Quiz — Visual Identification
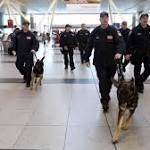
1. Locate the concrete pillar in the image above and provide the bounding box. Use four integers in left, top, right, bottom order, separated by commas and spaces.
20, 7, 27, 25
0, 12, 3, 26
30, 14, 34, 30
132, 14, 136, 28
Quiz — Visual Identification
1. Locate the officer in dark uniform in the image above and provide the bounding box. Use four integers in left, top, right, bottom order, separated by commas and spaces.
84, 12, 125, 112
119, 21, 130, 44
60, 24, 77, 70
126, 13, 150, 93
119, 21, 131, 71
12, 21, 39, 87
77, 24, 90, 63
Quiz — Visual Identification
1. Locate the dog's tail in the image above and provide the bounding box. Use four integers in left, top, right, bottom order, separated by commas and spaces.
111, 77, 119, 88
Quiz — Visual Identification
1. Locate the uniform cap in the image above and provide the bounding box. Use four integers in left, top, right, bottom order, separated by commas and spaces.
22, 21, 30, 25
140, 13, 149, 20
65, 24, 72, 28
100, 11, 109, 18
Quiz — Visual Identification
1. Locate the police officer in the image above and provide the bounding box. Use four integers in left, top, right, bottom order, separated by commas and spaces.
60, 24, 77, 70
77, 24, 90, 63
84, 12, 125, 112
119, 21, 131, 71
12, 21, 39, 87
126, 13, 150, 93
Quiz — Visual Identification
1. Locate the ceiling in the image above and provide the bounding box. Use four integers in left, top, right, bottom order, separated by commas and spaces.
0, 0, 150, 14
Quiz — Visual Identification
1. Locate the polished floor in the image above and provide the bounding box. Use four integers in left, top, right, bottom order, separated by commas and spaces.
0, 43, 150, 150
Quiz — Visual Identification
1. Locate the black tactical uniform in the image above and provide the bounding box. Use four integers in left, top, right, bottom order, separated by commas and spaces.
77, 29, 90, 63
127, 23, 150, 93
84, 25, 125, 111
60, 30, 77, 70
13, 30, 39, 86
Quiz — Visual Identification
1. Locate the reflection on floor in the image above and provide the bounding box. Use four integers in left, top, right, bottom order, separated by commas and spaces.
0, 43, 150, 150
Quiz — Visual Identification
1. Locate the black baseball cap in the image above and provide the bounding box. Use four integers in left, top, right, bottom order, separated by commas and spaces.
122, 21, 127, 25
22, 20, 30, 25
140, 13, 149, 20
100, 11, 109, 18
65, 24, 72, 28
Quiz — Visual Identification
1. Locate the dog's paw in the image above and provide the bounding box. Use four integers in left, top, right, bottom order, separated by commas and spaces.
112, 137, 119, 144
121, 123, 129, 130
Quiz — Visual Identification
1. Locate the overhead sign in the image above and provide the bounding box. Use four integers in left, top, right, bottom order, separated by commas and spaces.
64, 0, 101, 4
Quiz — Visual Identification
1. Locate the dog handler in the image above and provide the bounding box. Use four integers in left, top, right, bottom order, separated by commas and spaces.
84, 12, 125, 112
126, 13, 150, 93
60, 24, 78, 71
12, 21, 39, 87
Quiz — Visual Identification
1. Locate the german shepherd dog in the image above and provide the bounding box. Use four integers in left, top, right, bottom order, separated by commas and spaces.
112, 61, 139, 143
31, 57, 45, 90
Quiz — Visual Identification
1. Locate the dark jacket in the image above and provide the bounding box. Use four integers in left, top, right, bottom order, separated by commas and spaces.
13, 30, 39, 56
119, 28, 130, 44
59, 31, 78, 49
84, 25, 125, 66
77, 29, 90, 49
127, 24, 150, 56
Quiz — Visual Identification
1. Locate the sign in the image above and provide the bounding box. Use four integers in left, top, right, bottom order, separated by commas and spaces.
64, 0, 101, 4
8, 19, 13, 28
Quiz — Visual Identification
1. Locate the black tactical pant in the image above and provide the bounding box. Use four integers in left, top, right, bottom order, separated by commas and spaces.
79, 44, 86, 63
134, 56, 150, 87
95, 64, 116, 105
63, 49, 75, 68
16, 54, 33, 84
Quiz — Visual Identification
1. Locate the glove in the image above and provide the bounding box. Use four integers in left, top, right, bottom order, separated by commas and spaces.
114, 53, 122, 60
64, 46, 68, 51
125, 54, 132, 60
31, 49, 36, 54
12, 51, 16, 56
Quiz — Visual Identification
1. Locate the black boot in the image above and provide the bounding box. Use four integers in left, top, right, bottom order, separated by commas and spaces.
101, 97, 110, 113
102, 104, 109, 113
23, 75, 26, 83
65, 66, 68, 70
71, 66, 75, 71
137, 83, 144, 93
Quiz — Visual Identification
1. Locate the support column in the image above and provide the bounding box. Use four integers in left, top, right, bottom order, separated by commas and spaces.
0, 12, 3, 26
20, 7, 27, 24
132, 14, 136, 28
30, 14, 34, 30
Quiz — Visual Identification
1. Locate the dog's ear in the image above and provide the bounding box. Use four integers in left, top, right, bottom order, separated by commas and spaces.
41, 56, 45, 62
111, 77, 119, 88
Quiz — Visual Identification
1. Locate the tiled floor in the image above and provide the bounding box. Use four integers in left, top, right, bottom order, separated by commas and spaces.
0, 43, 150, 150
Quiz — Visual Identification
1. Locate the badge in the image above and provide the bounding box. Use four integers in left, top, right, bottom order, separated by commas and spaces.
137, 33, 142, 35
107, 35, 113, 40
27, 36, 31, 40
95, 36, 100, 40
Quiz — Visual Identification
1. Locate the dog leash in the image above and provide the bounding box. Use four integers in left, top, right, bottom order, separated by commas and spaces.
116, 59, 124, 80
34, 53, 38, 61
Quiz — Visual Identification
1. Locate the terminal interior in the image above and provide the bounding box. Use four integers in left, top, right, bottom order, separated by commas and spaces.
0, 0, 150, 149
